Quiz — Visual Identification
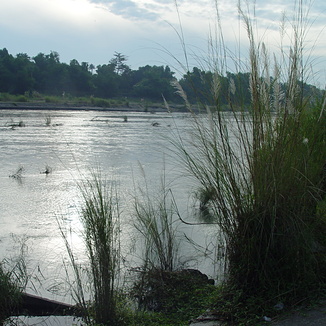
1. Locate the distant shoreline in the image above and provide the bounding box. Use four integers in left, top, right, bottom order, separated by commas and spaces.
0, 101, 185, 113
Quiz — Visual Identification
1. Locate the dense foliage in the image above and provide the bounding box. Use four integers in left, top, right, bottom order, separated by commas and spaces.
0, 48, 321, 105
0, 49, 177, 101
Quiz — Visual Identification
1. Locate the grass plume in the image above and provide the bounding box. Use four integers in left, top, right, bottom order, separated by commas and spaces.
170, 0, 326, 318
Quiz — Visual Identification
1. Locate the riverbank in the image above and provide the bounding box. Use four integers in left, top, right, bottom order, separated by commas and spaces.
0, 101, 186, 112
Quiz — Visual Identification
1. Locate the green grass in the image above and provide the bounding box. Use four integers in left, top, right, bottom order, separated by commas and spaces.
128, 278, 219, 326
0, 264, 22, 323
132, 174, 181, 273
79, 173, 122, 325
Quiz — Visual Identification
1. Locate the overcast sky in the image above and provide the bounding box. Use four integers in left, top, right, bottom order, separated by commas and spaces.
1, 0, 325, 85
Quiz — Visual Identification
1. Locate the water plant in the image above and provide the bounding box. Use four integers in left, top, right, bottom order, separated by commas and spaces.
0, 240, 29, 324
40, 164, 52, 174
170, 0, 326, 321
9, 166, 25, 180
45, 114, 52, 126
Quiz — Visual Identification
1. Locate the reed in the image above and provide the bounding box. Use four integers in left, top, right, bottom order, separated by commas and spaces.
131, 169, 186, 312
59, 172, 123, 324
171, 0, 326, 309
132, 172, 181, 273
79, 173, 122, 325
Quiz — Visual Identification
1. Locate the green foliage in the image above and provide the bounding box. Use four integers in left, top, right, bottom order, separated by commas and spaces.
129, 272, 218, 326
0, 47, 322, 104
0, 263, 22, 323
90, 97, 111, 107
0, 92, 12, 101
131, 65, 175, 100
16, 95, 28, 102
44, 95, 61, 103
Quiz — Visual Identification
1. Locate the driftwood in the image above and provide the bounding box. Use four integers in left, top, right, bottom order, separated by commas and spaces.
13, 293, 77, 316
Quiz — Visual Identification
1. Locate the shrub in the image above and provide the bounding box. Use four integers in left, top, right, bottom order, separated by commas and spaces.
0, 93, 12, 101
17, 95, 28, 102
91, 97, 111, 107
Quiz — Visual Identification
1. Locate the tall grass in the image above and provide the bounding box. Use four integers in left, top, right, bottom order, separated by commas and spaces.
131, 170, 189, 312
0, 241, 29, 323
0, 265, 20, 323
60, 173, 122, 325
132, 171, 181, 273
79, 173, 122, 325
171, 0, 326, 307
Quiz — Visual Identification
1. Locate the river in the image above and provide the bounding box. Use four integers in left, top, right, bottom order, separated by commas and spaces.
0, 109, 220, 321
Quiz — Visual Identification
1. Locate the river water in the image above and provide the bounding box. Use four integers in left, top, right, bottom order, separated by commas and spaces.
0, 108, 221, 324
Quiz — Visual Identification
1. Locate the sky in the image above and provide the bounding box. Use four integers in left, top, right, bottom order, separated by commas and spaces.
1, 0, 325, 85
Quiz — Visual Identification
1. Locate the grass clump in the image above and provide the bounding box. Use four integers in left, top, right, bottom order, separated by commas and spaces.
0, 263, 23, 323
170, 0, 326, 323
128, 270, 218, 326
79, 173, 122, 325
133, 178, 181, 273
131, 173, 185, 311
60, 172, 124, 325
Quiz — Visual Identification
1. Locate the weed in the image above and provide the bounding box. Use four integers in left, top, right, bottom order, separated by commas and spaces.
9, 166, 25, 179
45, 115, 52, 126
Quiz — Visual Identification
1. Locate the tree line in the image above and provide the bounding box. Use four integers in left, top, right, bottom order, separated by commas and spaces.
0, 48, 321, 105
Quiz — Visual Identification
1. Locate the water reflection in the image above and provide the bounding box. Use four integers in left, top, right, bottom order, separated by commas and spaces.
0, 109, 218, 307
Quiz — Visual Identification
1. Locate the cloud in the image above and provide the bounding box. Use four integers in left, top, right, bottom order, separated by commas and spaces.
87, 0, 172, 21
0, 0, 324, 84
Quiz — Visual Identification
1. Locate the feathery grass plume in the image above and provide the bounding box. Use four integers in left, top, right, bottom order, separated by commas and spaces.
172, 0, 326, 316
170, 79, 191, 111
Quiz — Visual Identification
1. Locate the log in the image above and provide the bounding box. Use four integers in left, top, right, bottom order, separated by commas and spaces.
14, 293, 76, 316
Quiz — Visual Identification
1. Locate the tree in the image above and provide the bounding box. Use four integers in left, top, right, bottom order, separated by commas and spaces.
109, 52, 130, 76
68, 59, 94, 96
93, 64, 119, 98
131, 65, 175, 101
13, 53, 35, 94
33, 51, 69, 95
0, 48, 15, 93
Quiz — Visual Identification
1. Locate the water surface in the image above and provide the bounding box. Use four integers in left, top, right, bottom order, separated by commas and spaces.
0, 109, 218, 311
